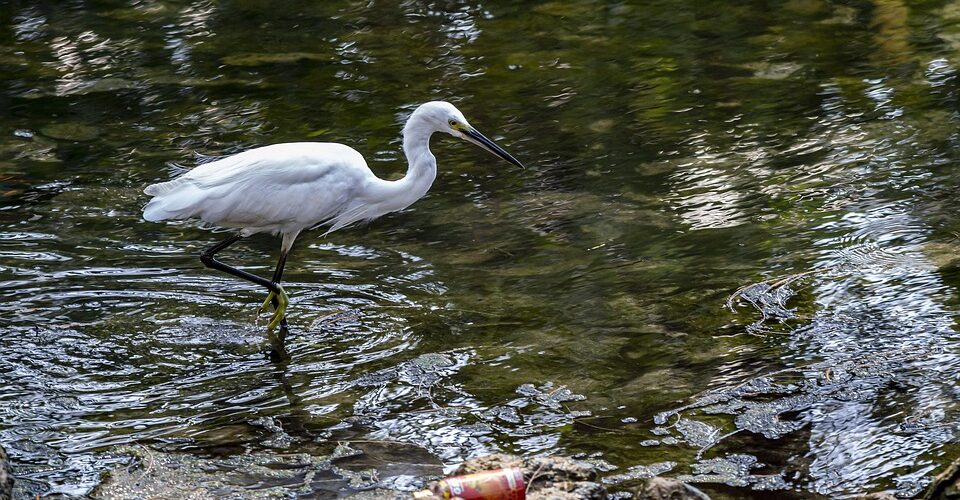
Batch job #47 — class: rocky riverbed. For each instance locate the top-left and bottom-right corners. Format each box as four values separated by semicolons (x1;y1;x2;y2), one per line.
88;446;711;500
0;440;950;499
0;444;12;500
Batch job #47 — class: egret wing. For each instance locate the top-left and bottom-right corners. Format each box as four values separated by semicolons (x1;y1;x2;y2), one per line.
143;143;371;233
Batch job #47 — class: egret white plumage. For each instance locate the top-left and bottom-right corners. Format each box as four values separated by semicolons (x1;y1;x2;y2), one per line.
143;101;524;339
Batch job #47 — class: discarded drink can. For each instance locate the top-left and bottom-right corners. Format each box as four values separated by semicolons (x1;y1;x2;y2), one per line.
413;467;526;500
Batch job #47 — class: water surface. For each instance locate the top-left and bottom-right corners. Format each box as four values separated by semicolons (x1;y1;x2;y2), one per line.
3;1;960;497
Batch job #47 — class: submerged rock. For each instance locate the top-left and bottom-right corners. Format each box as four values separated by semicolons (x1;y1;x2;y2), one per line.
635;477;710;500
921;456;960;499
222;52;332;66
0;443;12;500
39;122;101;142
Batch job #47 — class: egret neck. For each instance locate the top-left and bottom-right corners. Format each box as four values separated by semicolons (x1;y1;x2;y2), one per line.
331;108;441;234
369;110;440;214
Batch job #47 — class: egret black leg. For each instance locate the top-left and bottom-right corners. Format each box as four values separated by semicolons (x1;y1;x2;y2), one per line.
272;250;288;283
200;233;280;294
200;234;290;360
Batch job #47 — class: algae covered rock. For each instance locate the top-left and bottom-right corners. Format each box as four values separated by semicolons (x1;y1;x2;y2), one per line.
39;122;101;142
222;52;332;66
635;477;710;500
0;443;12;500
920;456;960;500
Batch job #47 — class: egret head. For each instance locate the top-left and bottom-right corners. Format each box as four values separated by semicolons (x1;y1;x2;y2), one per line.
415;101;525;169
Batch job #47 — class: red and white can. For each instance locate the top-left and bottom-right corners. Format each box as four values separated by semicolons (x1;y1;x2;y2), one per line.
415;467;526;500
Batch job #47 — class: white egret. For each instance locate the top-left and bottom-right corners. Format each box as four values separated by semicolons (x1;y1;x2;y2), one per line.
143;101;524;339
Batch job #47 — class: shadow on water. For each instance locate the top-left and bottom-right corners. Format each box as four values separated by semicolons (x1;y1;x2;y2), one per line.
3;0;960;498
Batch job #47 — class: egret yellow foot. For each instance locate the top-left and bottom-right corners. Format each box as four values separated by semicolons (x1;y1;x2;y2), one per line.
255;286;288;332
257;291;276;315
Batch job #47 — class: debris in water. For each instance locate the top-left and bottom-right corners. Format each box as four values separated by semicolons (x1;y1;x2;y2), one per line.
448;453;607;500
413;467;525;500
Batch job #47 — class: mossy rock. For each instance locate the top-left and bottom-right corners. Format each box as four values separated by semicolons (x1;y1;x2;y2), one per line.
222;52;332;66
0;443;12;500
39;122;101;142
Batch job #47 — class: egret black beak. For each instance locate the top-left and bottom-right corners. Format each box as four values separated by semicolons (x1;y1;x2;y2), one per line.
463;127;525;169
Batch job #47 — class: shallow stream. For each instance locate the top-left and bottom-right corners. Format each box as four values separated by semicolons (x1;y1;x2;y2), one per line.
3;1;960;497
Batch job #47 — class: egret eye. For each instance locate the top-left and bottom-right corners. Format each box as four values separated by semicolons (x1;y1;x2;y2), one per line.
448;119;459;129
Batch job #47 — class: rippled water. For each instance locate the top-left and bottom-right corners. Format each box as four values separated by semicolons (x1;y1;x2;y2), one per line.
3;1;960;498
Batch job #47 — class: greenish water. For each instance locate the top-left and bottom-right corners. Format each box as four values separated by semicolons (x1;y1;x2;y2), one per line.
3;0;960;497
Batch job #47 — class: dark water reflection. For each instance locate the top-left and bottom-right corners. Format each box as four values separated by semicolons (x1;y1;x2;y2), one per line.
3;0;960;497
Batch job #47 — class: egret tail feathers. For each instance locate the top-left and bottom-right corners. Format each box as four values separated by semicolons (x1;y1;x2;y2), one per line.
142;181;207;221
143;195;200;221
142;198;175;221
144;177;189;196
